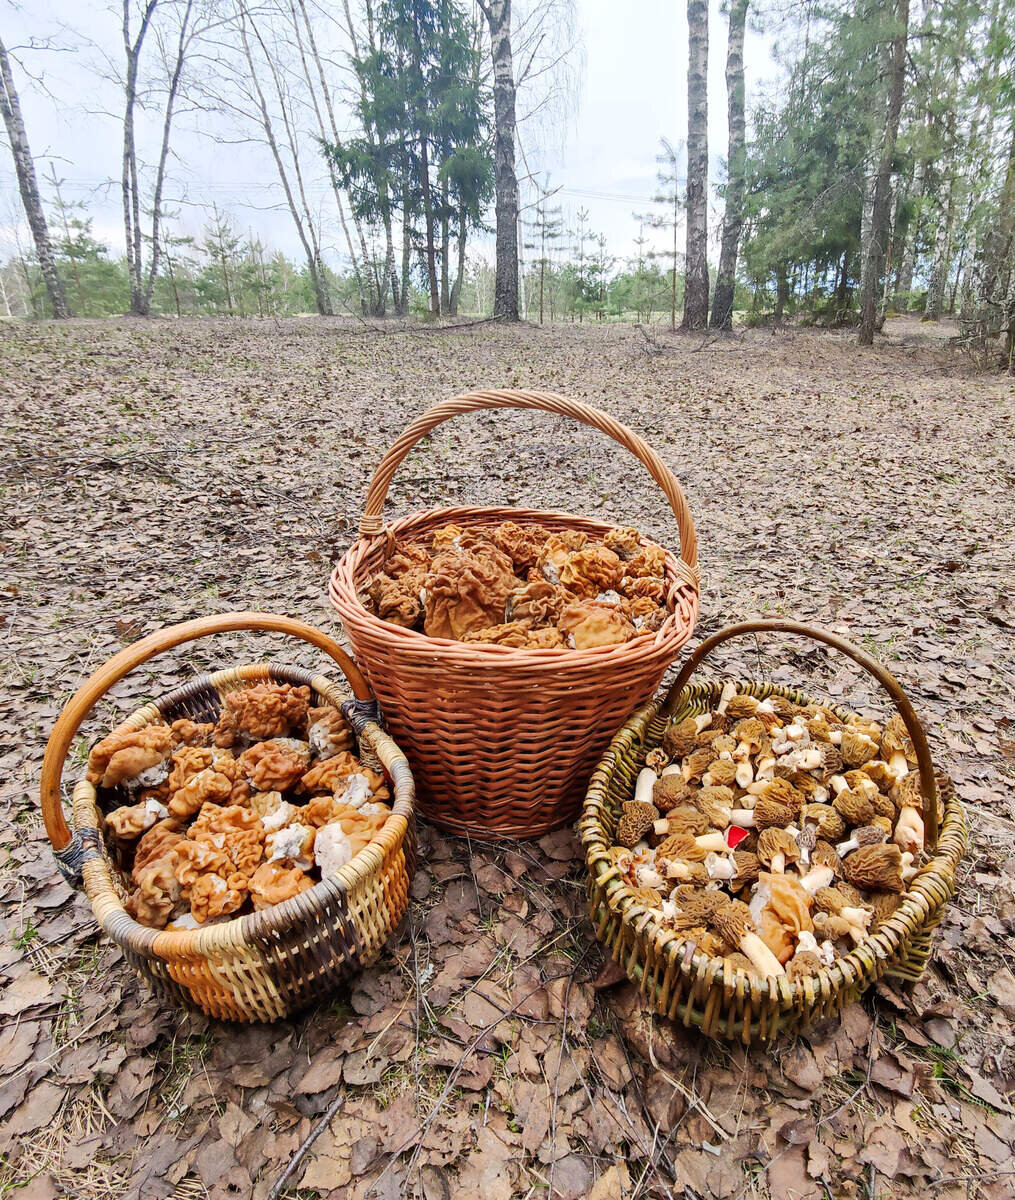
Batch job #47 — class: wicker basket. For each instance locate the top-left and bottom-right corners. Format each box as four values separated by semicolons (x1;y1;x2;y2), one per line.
40;613;416;1022
580;619;967;1044
329;389;700;838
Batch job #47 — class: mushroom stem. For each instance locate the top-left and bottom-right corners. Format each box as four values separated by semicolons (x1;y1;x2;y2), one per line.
893;805;924;854
728;809;757;829
634;767;657;807
740;931;786;978
770;852;786;873
693;714;713;734
661;764;683;778
798;864;835;895
888;750;909;779
695;832;728;853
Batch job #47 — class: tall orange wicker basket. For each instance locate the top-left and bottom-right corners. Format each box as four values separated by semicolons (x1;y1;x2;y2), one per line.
329;389;700;838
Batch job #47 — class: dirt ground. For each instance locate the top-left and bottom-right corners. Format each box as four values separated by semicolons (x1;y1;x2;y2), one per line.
1;315;1013;1200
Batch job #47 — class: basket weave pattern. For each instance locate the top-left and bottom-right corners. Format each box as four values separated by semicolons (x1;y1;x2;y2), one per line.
330;390;700;838
580;624;967;1043
41;615;416;1023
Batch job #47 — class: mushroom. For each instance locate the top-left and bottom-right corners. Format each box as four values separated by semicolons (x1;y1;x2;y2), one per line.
682;746;714;783
626;885;664;909
832;788;876;828
786;950;824;981
702;759;738;789
802;802;846;841
652;774;693;811
710;900;786;977
716;681;739;716
734;717;765;751
813;887;872;945
868;890;904;928
651;807;710;841
734;760;755;789
757;827;800;874
811;839;843;875
880;715;916;779
693;785;735;828
615;801;659;849
841;843;905;893
730;849;761;889
645;747;669;774
794;823;817;866
861;759;896;791
840;728;880;768
725;694;760;720
899;851;919;883
663;717;698;760
752;796;798;830
836;824;888;857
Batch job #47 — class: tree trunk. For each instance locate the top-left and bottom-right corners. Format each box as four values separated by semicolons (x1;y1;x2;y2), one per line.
894;154;925;308
418;134;440;315
710;0;747;331
400;201;411;316
681;0;709;330
450;208;467;316
774;266;789;322
0;36;71;318
480;0;519;319
925;135;956;322
858;0;909;345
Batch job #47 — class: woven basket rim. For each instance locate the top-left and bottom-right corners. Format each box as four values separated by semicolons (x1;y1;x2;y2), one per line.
331;503;699;666
580;676;968;1007
74;661;413;958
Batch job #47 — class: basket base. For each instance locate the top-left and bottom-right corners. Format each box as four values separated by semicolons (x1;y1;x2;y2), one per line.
420;801;581;840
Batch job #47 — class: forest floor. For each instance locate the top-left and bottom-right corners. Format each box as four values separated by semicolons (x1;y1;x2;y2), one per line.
1;315;1013;1200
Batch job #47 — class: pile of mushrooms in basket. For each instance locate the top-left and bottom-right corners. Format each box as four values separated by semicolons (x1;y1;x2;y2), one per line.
608;683;927;979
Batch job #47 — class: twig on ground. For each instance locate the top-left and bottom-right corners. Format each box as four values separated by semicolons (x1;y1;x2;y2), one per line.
266;1090;345;1200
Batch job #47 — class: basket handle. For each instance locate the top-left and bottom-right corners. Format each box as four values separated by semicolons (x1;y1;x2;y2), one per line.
666;619;939;849
40;612;372;853
358;388;699;584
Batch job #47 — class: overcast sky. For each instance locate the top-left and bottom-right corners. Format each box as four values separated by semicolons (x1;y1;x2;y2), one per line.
1;0;784;269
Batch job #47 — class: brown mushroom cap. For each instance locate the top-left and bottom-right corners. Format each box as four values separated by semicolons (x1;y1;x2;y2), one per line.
868;890;904;927
786;951;824;981
626;885;663;908
725;694;760;720
805;714;834;743
645;747;669;773
811;840;843;874
683;746;714;783
860;760;896;791
694;785;735;827
694;727;724;748
892;771;925;814
656;831;708;863
881;714;915;763
757;827;801;868
763;777;806;812
662;806;710;837
704;759;738;788
803;803;847;841
710;899;755;945
734;717;765;750
662;717;698;760
753;797;798;830
615;806;657;848
841;843;905;893
815;742;843;783
731;849;761;888
768;696;798;720
813;886;857;916
841;728;880;768
787;773;822;802
871;815;894;836
711;734;737;757
835;881;866;907
723;951;758;975
672;891;725;928
652;774;693;811
832;788;876;828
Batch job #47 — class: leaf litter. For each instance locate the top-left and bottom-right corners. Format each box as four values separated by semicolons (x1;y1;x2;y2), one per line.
0;315;1013;1198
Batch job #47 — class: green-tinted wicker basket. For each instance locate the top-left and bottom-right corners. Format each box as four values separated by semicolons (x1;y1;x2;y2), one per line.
580;619;967;1044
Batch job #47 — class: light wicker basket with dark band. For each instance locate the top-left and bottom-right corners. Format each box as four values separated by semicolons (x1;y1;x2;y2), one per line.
329;389;700;839
40;613;416;1023
580;619;968;1044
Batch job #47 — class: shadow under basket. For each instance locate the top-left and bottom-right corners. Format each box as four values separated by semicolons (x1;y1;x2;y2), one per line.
580;619;968;1044
330;388;700;839
40;613;416;1023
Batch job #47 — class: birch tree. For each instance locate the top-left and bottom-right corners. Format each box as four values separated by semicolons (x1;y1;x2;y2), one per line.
681;0;709;329
0;34;71;318
710;0;747;330
478;0;519;319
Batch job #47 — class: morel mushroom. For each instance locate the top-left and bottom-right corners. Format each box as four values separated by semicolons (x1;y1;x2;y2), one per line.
725;694;760;720
651;807;709;841
832;787;876;828
710;900;786;977
840;727;879;768
803;802;846;841
841;843;905;893
757;828;800;874
813;887;872;945
894;805;925;854
836;824;888;857
663;717;698;760
682;746;714;784
652;774;693;812
615;803;658;849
